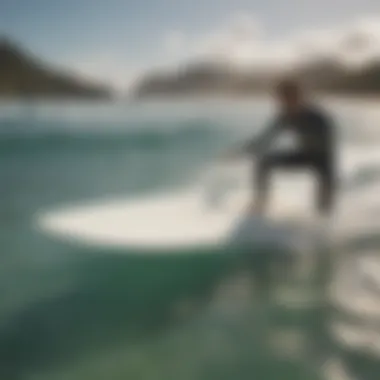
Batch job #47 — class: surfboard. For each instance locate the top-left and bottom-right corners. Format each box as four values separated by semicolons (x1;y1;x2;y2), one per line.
36;180;326;252
35;151;380;252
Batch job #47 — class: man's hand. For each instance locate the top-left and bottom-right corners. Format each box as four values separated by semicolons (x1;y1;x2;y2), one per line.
218;148;241;162
218;134;264;162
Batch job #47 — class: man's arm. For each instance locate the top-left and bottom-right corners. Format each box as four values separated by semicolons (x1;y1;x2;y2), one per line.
220;113;284;161
242;116;282;157
221;118;282;160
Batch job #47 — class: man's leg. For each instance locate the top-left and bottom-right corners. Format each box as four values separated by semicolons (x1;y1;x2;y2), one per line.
253;156;271;214
316;162;336;217
253;153;309;214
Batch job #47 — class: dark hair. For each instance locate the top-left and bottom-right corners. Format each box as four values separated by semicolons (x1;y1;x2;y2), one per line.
276;78;302;97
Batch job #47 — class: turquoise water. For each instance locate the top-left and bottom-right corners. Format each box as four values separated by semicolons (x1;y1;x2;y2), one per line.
1;99;380;380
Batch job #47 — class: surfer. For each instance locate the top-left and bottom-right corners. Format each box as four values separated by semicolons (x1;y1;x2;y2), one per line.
226;78;336;217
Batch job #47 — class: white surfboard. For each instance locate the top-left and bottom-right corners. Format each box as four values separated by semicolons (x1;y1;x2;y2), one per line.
35;148;380;252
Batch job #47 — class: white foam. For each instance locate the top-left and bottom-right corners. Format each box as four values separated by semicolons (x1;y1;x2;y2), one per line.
331;253;380;320
331;321;380;357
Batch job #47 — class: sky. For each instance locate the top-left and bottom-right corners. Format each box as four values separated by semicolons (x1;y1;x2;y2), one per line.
1;0;380;90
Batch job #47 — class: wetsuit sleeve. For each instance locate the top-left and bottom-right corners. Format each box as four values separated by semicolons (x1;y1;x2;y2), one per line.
242;115;283;156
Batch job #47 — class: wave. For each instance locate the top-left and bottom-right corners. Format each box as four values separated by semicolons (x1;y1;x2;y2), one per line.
0;120;229;153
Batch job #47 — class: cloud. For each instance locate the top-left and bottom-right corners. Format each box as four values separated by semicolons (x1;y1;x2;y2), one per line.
160;11;302;70
335;18;380;67
163;31;186;55
64;12;380;91
162;12;380;71
192;12;264;66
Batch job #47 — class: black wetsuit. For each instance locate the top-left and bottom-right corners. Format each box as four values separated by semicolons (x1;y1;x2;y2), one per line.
245;105;336;214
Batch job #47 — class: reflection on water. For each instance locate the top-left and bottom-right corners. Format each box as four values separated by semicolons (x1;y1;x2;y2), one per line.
1;238;380;380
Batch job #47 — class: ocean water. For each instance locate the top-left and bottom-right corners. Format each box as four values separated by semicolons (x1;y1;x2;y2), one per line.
1;98;380;380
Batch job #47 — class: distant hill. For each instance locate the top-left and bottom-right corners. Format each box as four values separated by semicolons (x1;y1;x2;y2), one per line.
132;57;380;98
0;38;112;99
133;62;270;98
316;62;380;94
293;58;380;94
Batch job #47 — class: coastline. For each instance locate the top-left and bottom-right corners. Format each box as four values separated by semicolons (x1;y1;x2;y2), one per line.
0;92;379;107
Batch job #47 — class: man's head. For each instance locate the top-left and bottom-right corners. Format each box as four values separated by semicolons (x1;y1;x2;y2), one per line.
274;78;304;114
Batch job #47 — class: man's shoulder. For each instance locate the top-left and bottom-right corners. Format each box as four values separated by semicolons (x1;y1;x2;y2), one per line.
302;104;332;123
303;104;328;117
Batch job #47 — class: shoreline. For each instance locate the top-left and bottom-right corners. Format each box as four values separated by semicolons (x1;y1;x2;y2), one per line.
0;92;379;106
128;93;380;108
